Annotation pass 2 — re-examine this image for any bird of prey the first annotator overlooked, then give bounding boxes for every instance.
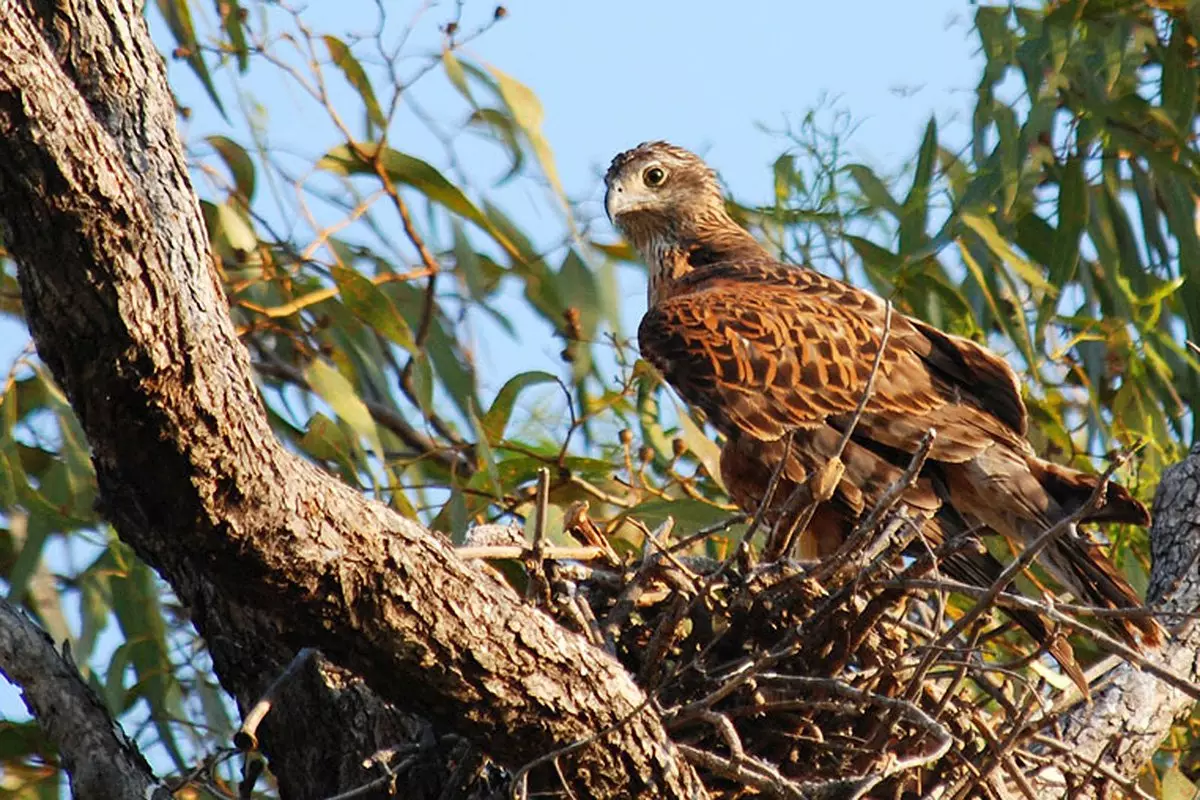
[604,141,1163,687]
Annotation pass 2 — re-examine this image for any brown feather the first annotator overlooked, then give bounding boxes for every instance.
[610,142,1162,667]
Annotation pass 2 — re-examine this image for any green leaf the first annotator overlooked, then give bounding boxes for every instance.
[480,371,557,443]
[207,135,256,201]
[104,542,187,770]
[558,250,600,379]
[1049,155,1087,286]
[197,679,234,742]
[299,412,361,483]
[899,117,938,255]
[773,153,799,205]
[489,67,569,215]
[155,0,226,118]
[845,234,901,288]
[468,403,502,500]
[1129,160,1170,268]
[219,0,250,72]
[4,520,48,606]
[636,368,674,463]
[1161,28,1198,134]
[74,553,111,669]
[847,164,901,217]
[319,144,519,259]
[305,359,386,464]
[442,49,474,105]
[331,265,416,352]
[1161,766,1199,800]
[408,353,435,417]
[672,399,726,493]
[623,497,733,531]
[961,211,1055,295]
[324,36,386,130]
[202,200,259,269]
[452,222,506,301]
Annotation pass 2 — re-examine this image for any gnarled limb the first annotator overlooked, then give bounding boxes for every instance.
[0,598,167,800]
[1022,442,1200,797]
[0,3,703,797]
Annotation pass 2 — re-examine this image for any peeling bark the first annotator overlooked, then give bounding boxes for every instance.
[0,3,705,797]
[1023,442,1200,797]
[0,598,168,799]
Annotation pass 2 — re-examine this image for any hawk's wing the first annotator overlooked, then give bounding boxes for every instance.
[638,261,1028,464]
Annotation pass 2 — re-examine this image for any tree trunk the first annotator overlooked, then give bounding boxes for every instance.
[0,2,704,797]
[1022,442,1200,798]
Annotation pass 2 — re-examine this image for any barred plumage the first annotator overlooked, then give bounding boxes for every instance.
[606,141,1163,691]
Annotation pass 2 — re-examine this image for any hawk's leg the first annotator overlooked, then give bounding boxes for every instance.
[808,457,845,503]
[765,456,845,561]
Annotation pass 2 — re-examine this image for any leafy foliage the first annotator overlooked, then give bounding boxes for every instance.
[0,0,1197,796]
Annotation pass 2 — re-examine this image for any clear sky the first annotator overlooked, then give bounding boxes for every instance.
[467,1,977,195]
[0,0,985,779]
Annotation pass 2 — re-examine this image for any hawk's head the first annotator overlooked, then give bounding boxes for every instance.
[604,142,723,239]
[605,142,761,302]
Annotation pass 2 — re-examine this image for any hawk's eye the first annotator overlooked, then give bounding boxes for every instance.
[643,166,667,187]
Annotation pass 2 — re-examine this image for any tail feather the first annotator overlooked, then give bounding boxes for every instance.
[1040,526,1164,649]
[1031,458,1149,526]
[939,546,1089,695]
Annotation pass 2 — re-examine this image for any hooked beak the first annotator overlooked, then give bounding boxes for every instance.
[604,177,644,222]
[604,182,624,222]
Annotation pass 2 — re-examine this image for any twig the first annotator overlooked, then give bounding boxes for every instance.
[881,576,1200,702]
[235,647,318,751]
[455,544,609,561]
[602,518,676,651]
[506,692,659,800]
[252,357,470,474]
[901,449,1136,704]
[741,431,797,559]
[665,512,746,555]
[808,430,936,586]
[758,674,953,776]
[675,744,809,800]
[524,468,552,605]
[1028,734,1156,800]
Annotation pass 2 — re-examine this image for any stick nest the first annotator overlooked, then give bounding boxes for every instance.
[473,497,1156,799]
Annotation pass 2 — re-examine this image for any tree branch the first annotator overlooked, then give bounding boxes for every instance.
[0,599,167,799]
[0,3,703,797]
[1022,441,1200,796]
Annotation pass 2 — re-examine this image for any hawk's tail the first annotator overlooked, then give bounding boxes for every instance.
[937,539,1088,696]
[1030,457,1149,526]
[1038,526,1165,650]
[920,511,1088,695]
[1025,457,1163,649]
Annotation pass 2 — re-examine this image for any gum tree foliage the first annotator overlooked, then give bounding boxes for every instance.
[0,0,1197,797]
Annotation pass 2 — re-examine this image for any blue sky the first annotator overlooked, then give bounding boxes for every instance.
[473,2,977,193]
[0,0,987,781]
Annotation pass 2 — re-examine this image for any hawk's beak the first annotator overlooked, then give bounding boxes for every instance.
[606,175,651,222]
[604,182,626,222]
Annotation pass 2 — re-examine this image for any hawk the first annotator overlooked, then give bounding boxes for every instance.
[604,141,1162,688]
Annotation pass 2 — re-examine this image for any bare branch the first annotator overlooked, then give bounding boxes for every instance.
[0,599,167,799]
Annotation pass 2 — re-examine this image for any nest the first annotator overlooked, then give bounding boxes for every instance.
[467,495,1160,800]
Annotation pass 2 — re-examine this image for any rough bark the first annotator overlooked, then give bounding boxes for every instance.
[0,2,705,798]
[1023,442,1200,796]
[0,598,168,799]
